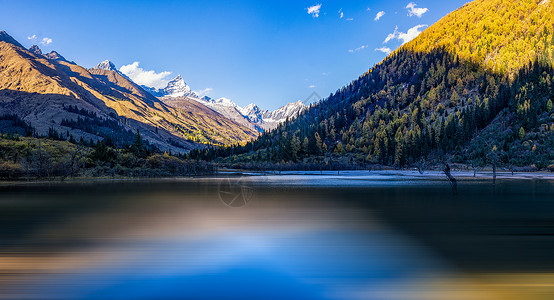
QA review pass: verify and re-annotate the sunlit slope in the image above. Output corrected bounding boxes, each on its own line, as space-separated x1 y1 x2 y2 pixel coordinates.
405 0 554 74
0 32 257 150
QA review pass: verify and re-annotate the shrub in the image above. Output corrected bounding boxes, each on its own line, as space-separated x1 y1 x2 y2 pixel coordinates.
0 161 24 179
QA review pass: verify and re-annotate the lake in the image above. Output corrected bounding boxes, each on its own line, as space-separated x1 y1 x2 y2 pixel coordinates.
1 171 553 300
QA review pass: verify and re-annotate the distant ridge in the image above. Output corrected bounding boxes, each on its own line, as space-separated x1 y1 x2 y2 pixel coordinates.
29 45 42 55
0 31 24 48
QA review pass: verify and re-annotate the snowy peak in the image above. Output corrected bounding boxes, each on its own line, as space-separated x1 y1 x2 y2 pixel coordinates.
163 75 196 98
195 97 306 131
93 60 118 71
239 103 261 116
211 97 238 107
272 101 307 119
214 99 307 131
260 101 307 124
141 74 197 98
239 104 264 123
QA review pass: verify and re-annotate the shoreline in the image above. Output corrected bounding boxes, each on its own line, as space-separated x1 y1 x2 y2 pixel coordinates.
1 169 554 186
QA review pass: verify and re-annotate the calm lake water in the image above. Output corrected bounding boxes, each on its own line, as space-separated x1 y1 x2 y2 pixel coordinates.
1 171 553 300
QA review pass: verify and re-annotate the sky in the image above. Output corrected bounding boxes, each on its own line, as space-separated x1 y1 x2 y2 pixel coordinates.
0 0 469 110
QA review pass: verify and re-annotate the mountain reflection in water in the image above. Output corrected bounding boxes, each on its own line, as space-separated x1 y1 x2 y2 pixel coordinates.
1 172 553 300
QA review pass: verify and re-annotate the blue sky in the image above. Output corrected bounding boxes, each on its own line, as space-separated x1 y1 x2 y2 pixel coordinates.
1 0 468 110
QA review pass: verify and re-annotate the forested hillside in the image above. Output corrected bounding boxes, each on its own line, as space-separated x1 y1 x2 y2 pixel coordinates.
195 0 554 170
408 0 554 74
0 115 215 180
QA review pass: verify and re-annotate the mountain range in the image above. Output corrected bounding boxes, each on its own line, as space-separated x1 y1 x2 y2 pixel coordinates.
140 74 307 132
0 33 258 152
0 31 307 152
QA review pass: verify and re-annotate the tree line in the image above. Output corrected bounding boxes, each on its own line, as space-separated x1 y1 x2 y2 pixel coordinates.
192 48 554 171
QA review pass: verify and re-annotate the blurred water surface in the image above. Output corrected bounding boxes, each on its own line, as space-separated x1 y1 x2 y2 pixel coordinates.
0 173 553 300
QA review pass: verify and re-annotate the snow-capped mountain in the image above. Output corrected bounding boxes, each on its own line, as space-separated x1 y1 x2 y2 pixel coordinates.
264 101 307 124
141 74 307 131
238 101 307 131
210 97 238 107
93 60 119 71
192 98 307 132
141 75 198 98
163 75 197 98
90 60 137 83
239 104 263 123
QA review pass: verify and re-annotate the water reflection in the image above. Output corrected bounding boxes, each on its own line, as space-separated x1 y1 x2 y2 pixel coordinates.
0 174 553 299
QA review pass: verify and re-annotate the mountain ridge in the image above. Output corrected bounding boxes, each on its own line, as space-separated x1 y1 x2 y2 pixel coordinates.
0 32 258 151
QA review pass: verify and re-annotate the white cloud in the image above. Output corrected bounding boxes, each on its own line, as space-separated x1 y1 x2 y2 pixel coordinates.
338 8 352 20
375 47 392 55
406 2 428 18
27 34 36 40
322 72 331 76
309 85 317 88
195 88 213 97
383 28 397 44
374 11 385 21
119 62 172 89
348 45 368 53
40 37 52 45
366 8 371 12
307 4 322 18
383 24 427 45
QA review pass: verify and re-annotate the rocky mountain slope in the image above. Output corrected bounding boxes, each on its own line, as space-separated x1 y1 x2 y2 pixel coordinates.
0 33 257 151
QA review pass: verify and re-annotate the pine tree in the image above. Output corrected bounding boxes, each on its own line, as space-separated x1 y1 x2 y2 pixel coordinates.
334 142 345 155
314 132 323 154
131 129 146 158
290 135 301 161
518 127 526 140
302 137 309 156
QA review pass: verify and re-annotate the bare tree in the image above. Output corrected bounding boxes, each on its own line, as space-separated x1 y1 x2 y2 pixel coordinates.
415 158 425 174
486 142 500 185
443 162 458 194
470 161 480 177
